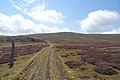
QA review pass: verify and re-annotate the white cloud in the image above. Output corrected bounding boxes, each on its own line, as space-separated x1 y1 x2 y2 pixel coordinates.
10 0 64 24
10 0 15 4
27 5 64 23
102 27 120 34
11 0 37 7
25 0 38 6
12 5 23 12
5 0 69 35
79 10 119 34
0 13 71 35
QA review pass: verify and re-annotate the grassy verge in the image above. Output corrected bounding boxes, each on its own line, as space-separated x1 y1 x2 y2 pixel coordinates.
0 54 32 80
13 47 47 79
0 46 47 80
50 48 60 80
38 47 50 80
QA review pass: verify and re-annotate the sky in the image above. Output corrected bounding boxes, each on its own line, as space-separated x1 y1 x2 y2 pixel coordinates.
0 0 120 35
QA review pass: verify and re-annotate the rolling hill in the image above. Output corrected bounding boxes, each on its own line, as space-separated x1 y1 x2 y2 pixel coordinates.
0 32 120 80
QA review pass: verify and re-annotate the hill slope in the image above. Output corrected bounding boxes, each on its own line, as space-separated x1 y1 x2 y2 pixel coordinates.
28 32 120 45
0 32 120 80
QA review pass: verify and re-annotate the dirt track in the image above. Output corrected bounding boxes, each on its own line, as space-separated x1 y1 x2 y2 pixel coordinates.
54 47 65 80
12 43 66 80
45 47 51 80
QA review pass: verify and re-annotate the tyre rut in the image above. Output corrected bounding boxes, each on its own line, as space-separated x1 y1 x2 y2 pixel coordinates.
54 48 66 80
45 47 51 80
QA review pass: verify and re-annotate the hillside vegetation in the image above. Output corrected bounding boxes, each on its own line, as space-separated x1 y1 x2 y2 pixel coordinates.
0 32 120 80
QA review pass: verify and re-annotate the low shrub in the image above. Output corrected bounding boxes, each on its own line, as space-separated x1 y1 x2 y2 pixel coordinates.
65 61 85 68
86 58 98 65
61 54 70 57
95 66 118 75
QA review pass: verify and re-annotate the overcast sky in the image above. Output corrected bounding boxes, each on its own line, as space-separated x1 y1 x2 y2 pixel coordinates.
0 0 120 35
